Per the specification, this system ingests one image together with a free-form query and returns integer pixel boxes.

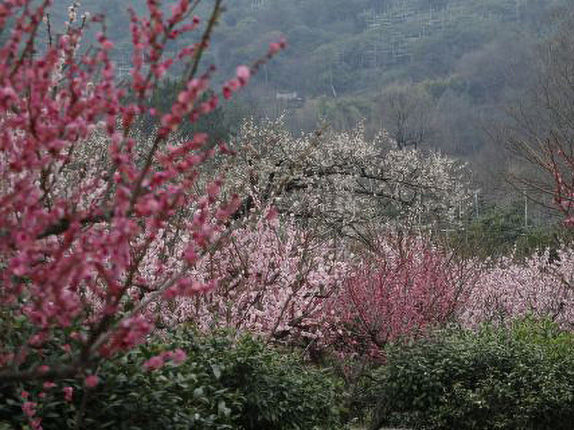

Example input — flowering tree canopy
[0,0,285,393]
[324,233,472,358]
[152,219,348,343]
[461,248,574,329]
[221,118,472,237]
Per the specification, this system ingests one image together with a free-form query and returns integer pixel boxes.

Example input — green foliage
[372,318,574,430]
[223,335,343,430]
[1,330,342,430]
[342,365,387,427]
[445,202,571,259]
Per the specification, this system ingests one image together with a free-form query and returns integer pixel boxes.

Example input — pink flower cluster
[152,219,348,342]
[460,248,574,329]
[222,66,251,100]
[143,348,187,371]
[19,382,77,429]
[21,390,41,429]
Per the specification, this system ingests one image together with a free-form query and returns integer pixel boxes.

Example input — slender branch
[185,0,224,81]
[37,211,112,239]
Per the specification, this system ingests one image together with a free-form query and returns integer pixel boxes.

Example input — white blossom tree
[221,118,472,238]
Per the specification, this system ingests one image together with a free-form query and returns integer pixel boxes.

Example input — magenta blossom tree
[0,0,285,403]
[324,233,472,358]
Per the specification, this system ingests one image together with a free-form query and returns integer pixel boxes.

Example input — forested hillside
[51,0,566,123]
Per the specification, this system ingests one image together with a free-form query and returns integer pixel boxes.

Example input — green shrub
[371,318,574,430]
[341,364,387,427]
[1,329,342,430]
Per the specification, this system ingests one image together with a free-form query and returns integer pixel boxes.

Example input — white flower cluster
[222,118,472,234]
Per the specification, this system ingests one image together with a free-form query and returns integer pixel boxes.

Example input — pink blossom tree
[324,233,472,358]
[460,248,574,329]
[0,0,285,401]
[151,218,349,344]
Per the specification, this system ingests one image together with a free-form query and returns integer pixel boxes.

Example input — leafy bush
[1,329,342,430]
[447,203,571,260]
[371,318,574,430]
[340,364,387,427]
